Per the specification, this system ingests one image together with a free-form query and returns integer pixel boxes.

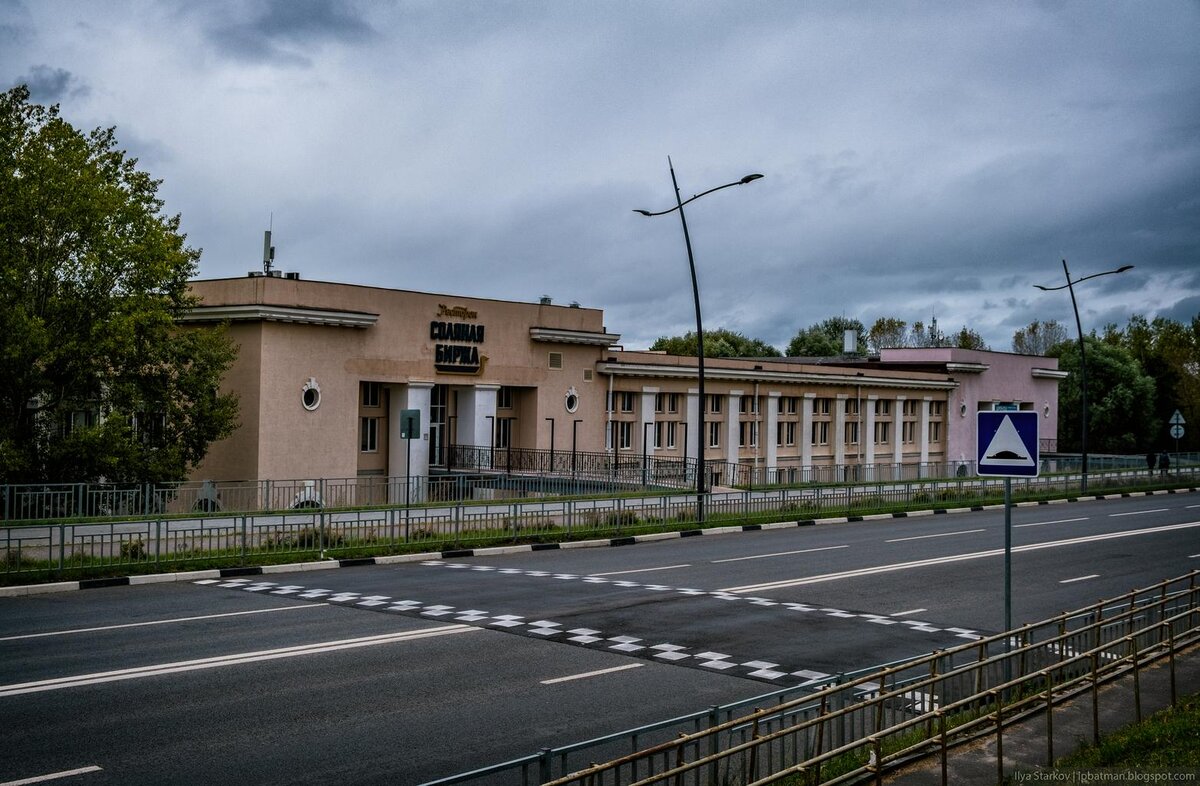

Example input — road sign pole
[1004,477,1013,689]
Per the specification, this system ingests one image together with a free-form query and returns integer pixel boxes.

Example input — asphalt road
[2,492,1197,785]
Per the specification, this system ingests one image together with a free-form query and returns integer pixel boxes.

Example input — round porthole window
[564,386,579,413]
[302,378,321,411]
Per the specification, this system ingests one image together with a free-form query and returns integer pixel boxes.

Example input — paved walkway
[885,645,1200,784]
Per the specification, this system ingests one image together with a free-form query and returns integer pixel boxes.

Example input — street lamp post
[1035,260,1133,494]
[635,161,762,520]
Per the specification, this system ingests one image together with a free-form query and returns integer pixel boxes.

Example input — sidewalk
[885,645,1200,784]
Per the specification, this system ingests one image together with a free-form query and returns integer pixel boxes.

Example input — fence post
[538,748,552,783]
[1044,671,1054,767]
[1167,622,1177,707]
[938,710,948,786]
[1091,652,1101,746]
[241,515,248,563]
[58,522,65,573]
[154,519,161,565]
[992,690,1004,784]
[1131,635,1142,724]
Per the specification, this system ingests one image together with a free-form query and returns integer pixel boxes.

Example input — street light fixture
[1034,260,1134,494]
[634,160,763,519]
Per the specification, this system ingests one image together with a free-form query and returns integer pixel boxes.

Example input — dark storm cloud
[13,64,89,102]
[203,0,376,64]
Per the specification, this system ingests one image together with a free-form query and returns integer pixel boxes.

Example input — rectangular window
[361,381,381,408]
[929,421,942,442]
[707,394,722,414]
[738,396,758,415]
[844,421,859,445]
[812,421,829,446]
[618,421,633,450]
[497,386,513,409]
[654,393,665,413]
[749,421,758,447]
[813,398,831,415]
[548,352,563,369]
[739,421,747,447]
[496,417,514,449]
[930,401,944,416]
[667,393,679,414]
[846,398,859,416]
[777,421,784,447]
[666,421,677,449]
[653,422,663,449]
[903,399,919,417]
[902,421,916,443]
[786,397,799,415]
[618,391,635,413]
[875,421,891,444]
[708,421,720,448]
[360,417,379,452]
[875,399,891,416]
[785,421,796,446]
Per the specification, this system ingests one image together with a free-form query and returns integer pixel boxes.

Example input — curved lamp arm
[634,173,763,216]
[1034,263,1133,291]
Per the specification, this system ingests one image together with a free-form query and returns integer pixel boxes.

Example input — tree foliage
[786,317,866,357]
[1050,336,1158,453]
[0,86,239,483]
[1012,319,1070,356]
[649,329,781,358]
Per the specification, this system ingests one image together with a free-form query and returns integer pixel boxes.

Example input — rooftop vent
[539,296,552,305]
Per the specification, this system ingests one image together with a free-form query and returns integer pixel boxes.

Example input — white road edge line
[1014,517,1089,529]
[540,663,645,684]
[1059,574,1100,584]
[711,545,849,564]
[0,604,330,642]
[885,529,985,543]
[0,765,103,786]
[720,520,1200,593]
[0,626,478,697]
[590,564,691,576]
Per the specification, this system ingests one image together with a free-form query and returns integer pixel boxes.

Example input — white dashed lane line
[1059,574,1100,584]
[884,529,985,543]
[1109,509,1169,517]
[540,664,644,685]
[710,544,849,563]
[1014,517,1088,528]
[589,564,691,576]
[0,765,104,786]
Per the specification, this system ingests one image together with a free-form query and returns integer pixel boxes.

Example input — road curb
[2,486,1195,598]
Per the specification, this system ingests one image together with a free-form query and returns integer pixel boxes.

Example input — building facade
[182,276,1062,489]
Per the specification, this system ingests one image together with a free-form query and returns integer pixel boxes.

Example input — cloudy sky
[4,0,1198,352]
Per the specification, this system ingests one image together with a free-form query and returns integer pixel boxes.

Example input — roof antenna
[263,213,276,275]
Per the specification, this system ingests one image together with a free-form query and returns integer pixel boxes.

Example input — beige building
[183,275,1051,490]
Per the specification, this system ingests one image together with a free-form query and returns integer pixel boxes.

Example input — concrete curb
[2,486,1194,598]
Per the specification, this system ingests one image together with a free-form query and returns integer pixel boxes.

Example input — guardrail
[3,466,1198,579]
[421,571,1200,786]
[4,452,1195,523]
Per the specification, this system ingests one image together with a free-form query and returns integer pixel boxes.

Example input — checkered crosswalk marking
[417,561,984,640]
[194,569,980,685]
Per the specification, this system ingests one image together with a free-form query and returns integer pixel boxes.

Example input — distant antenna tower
[262,215,276,275]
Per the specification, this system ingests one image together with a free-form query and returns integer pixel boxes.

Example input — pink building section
[878,348,1066,466]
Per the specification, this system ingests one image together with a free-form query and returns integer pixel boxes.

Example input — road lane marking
[1060,574,1100,584]
[711,545,849,563]
[0,766,103,786]
[540,663,644,684]
[0,604,329,642]
[590,564,691,576]
[885,529,985,543]
[890,608,927,617]
[1110,509,1168,517]
[0,626,478,697]
[720,520,1200,593]
[1014,517,1088,529]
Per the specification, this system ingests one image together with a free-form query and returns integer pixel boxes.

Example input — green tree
[1050,336,1158,454]
[950,326,989,350]
[1103,314,1199,451]
[0,86,239,483]
[786,317,866,356]
[866,317,907,353]
[649,329,780,358]
[1012,319,1069,356]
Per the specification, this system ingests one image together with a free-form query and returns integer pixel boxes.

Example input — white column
[725,391,741,468]
[865,395,877,481]
[801,393,815,471]
[893,395,905,479]
[388,381,433,503]
[766,392,780,479]
[834,395,847,474]
[686,388,700,480]
[640,387,658,457]
[920,396,932,469]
